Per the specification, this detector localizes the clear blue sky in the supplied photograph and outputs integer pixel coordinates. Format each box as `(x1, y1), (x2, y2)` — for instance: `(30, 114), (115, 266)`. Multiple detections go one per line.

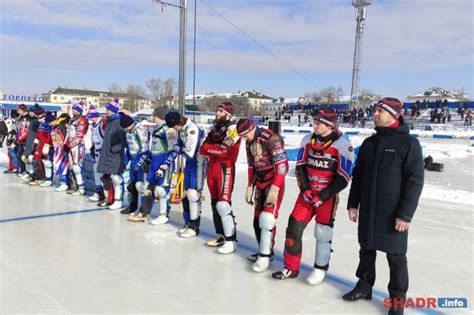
(1, 0), (472, 101)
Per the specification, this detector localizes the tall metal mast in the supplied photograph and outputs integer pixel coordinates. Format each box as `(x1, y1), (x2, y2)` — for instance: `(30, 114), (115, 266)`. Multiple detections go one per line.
(178, 0), (187, 115)
(153, 0), (187, 114)
(350, 0), (372, 108)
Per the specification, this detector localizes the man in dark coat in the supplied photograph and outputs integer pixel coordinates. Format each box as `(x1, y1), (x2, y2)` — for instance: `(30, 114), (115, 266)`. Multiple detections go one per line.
(342, 98), (424, 315)
(97, 100), (127, 209)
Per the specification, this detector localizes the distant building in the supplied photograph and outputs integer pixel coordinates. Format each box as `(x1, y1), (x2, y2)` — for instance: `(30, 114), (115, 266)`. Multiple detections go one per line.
(43, 87), (153, 110)
(406, 87), (468, 103)
(184, 90), (274, 113)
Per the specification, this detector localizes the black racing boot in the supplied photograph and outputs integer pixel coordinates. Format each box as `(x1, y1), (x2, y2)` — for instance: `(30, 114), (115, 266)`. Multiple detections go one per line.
(342, 281), (372, 301)
(272, 268), (299, 280)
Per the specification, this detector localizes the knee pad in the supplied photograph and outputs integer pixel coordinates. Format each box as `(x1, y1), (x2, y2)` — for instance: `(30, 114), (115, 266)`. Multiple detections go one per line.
(259, 212), (276, 231)
(154, 186), (168, 198)
(216, 201), (232, 216)
(314, 223), (333, 242)
(111, 175), (123, 185)
(134, 182), (143, 194)
(43, 160), (52, 168)
(186, 189), (200, 202)
(42, 144), (50, 157)
(28, 155), (33, 163)
(140, 183), (153, 196)
(72, 164), (82, 175)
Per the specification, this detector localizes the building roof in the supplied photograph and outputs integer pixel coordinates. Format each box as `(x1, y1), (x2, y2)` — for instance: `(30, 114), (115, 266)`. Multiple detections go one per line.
(48, 87), (147, 99)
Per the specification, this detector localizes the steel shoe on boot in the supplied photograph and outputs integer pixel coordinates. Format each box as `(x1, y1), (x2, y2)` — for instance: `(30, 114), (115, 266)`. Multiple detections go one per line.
(72, 188), (85, 196)
(206, 235), (225, 247)
(272, 268), (299, 280)
(108, 201), (123, 210)
(128, 213), (149, 222)
(306, 268), (326, 285)
(97, 200), (113, 207)
(217, 241), (237, 254)
(176, 225), (188, 235)
(342, 282), (372, 301)
(150, 214), (169, 225)
(252, 254), (272, 272)
(40, 180), (52, 187)
(120, 206), (137, 214)
(247, 250), (275, 263)
(179, 227), (198, 238)
(89, 193), (100, 202)
(55, 184), (69, 192)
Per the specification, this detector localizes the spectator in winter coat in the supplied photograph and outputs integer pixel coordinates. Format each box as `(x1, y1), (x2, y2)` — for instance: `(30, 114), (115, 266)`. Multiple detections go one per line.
(342, 98), (424, 315)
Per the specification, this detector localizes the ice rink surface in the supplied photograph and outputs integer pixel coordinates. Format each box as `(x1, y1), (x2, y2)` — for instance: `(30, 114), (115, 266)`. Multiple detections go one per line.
(0, 135), (473, 314)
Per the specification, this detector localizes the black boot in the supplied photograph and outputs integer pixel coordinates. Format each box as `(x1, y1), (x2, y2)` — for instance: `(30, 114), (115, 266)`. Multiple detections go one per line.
(121, 186), (138, 214)
(271, 268), (299, 280)
(342, 281), (372, 301)
(388, 307), (404, 315)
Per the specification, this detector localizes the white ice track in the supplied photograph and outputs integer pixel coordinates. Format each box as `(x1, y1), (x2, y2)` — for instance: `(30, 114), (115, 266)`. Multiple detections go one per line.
(0, 134), (472, 314)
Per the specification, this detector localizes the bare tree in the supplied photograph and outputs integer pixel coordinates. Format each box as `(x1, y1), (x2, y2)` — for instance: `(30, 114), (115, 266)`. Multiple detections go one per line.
(359, 89), (381, 107)
(200, 95), (254, 117)
(108, 83), (123, 93)
(304, 91), (321, 103)
(146, 78), (177, 107)
(123, 85), (147, 113)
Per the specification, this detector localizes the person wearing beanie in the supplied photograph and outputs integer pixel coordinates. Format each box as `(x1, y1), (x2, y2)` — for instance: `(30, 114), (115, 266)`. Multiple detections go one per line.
(164, 111), (207, 237)
(272, 108), (354, 283)
(29, 112), (56, 187)
(199, 102), (242, 253)
(2, 116), (19, 174)
(106, 101), (120, 114)
(20, 106), (42, 184)
(145, 107), (178, 226)
(87, 105), (108, 202)
(49, 113), (71, 192)
(97, 102), (127, 209)
(118, 115), (151, 220)
(65, 102), (90, 195)
(343, 98), (424, 315)
(235, 118), (288, 270)
(14, 104), (30, 176)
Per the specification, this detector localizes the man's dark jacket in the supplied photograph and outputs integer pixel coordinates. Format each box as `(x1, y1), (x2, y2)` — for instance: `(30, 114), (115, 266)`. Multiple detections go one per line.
(97, 115), (127, 175)
(347, 120), (424, 254)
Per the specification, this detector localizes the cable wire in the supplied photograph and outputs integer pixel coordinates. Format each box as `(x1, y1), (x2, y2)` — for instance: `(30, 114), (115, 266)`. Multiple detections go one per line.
(200, 0), (319, 90)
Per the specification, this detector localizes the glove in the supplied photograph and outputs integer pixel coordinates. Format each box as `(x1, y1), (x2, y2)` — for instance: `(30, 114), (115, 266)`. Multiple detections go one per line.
(311, 194), (323, 208)
(245, 185), (254, 205)
(142, 158), (151, 173)
(265, 185), (280, 206)
(155, 164), (168, 178)
(303, 190), (313, 205)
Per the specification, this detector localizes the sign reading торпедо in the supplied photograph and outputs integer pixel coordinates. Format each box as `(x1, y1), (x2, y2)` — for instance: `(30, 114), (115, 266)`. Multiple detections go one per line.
(2, 95), (45, 102)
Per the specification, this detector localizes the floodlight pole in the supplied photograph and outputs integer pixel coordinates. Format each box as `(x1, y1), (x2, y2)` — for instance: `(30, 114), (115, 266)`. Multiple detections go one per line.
(153, 0), (187, 115)
(178, 0), (187, 115)
(350, 0), (371, 109)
